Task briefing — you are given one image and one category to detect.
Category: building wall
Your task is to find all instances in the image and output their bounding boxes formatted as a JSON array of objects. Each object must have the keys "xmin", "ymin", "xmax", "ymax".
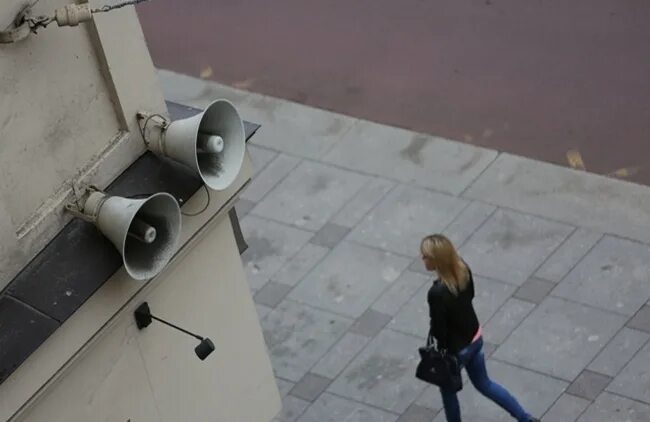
[
  {"xmin": 16, "ymin": 212, "xmax": 280, "ymax": 422},
  {"xmin": 0, "ymin": 0, "xmax": 166, "ymax": 290},
  {"xmin": 0, "ymin": 1, "xmax": 280, "ymax": 420}
]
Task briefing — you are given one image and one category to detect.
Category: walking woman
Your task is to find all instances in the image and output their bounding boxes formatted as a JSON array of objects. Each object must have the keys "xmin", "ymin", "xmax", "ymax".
[{"xmin": 420, "ymin": 234, "xmax": 539, "ymax": 422}]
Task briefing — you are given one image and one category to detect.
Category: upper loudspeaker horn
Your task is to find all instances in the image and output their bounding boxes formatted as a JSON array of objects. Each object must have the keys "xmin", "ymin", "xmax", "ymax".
[{"xmin": 141, "ymin": 99, "xmax": 246, "ymax": 192}]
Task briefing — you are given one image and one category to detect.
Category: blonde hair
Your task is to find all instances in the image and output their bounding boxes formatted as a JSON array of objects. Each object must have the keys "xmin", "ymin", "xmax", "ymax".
[{"xmin": 420, "ymin": 234, "xmax": 469, "ymax": 295}]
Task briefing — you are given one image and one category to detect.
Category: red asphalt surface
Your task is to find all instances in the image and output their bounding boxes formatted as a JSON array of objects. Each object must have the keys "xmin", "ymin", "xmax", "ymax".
[{"xmin": 136, "ymin": 1, "xmax": 650, "ymax": 185}]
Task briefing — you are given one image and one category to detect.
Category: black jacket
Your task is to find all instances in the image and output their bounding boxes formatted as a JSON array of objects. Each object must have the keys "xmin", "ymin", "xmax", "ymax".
[{"xmin": 427, "ymin": 266, "xmax": 480, "ymax": 354}]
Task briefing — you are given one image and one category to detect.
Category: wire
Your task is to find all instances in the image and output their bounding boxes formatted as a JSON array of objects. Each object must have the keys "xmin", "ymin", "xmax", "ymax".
[
  {"xmin": 127, "ymin": 185, "xmax": 212, "ymax": 217},
  {"xmin": 181, "ymin": 185, "xmax": 211, "ymax": 217},
  {"xmin": 92, "ymin": 0, "xmax": 154, "ymax": 14},
  {"xmin": 16, "ymin": 0, "xmax": 156, "ymax": 35},
  {"xmin": 138, "ymin": 113, "xmax": 168, "ymax": 148}
]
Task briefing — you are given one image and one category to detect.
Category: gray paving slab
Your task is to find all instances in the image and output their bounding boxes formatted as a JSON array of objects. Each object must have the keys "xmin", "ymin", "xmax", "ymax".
[
  {"xmin": 328, "ymin": 329, "xmax": 427, "ymax": 414},
  {"xmin": 391, "ymin": 276, "xmax": 515, "ymax": 339},
  {"xmin": 236, "ymin": 197, "xmax": 256, "ymax": 217},
  {"xmin": 512, "ymin": 278, "xmax": 555, "ymax": 304},
  {"xmin": 290, "ymin": 373, "xmax": 333, "ymax": 402},
  {"xmin": 323, "ymin": 119, "xmax": 498, "ymax": 195},
  {"xmin": 242, "ymin": 153, "xmax": 301, "ymax": 202},
  {"xmin": 251, "ymin": 160, "xmax": 369, "ymax": 231},
  {"xmin": 255, "ymin": 304, "xmax": 274, "ymax": 321},
  {"xmin": 482, "ymin": 298, "xmax": 536, "ymax": 345},
  {"xmin": 482, "ymin": 341, "xmax": 498, "ymax": 358},
  {"xmin": 262, "ymin": 300, "xmax": 353, "ymax": 382},
  {"xmin": 243, "ymin": 94, "xmax": 359, "ymax": 159},
  {"xmin": 588, "ymin": 327, "xmax": 650, "ymax": 377},
  {"xmin": 276, "ymin": 378, "xmax": 296, "ymax": 397},
  {"xmin": 566, "ymin": 369, "xmax": 613, "ymax": 401},
  {"xmin": 371, "ymin": 271, "xmax": 430, "ymax": 317},
  {"xmin": 254, "ymin": 282, "xmax": 294, "ymax": 308},
  {"xmin": 459, "ymin": 209, "xmax": 574, "ymax": 285},
  {"xmin": 408, "ymin": 257, "xmax": 430, "ymax": 275},
  {"xmin": 493, "ymin": 296, "xmax": 627, "ymax": 381},
  {"xmin": 397, "ymin": 404, "xmax": 438, "ymax": 422},
  {"xmin": 271, "ymin": 243, "xmax": 330, "ymax": 287},
  {"xmin": 627, "ymin": 305, "xmax": 650, "ymax": 333},
  {"xmin": 462, "ymin": 153, "xmax": 650, "ymax": 244},
  {"xmin": 241, "ymin": 215, "xmax": 313, "ymax": 291},
  {"xmin": 349, "ymin": 309, "xmax": 393, "ymax": 338},
  {"xmin": 248, "ymin": 144, "xmax": 278, "ymax": 174},
  {"xmin": 427, "ymin": 360, "xmax": 567, "ymax": 421},
  {"xmin": 273, "ymin": 395, "xmax": 311, "ymax": 422},
  {"xmin": 330, "ymin": 177, "xmax": 396, "ymax": 229},
  {"xmin": 534, "ymin": 228, "xmax": 602, "ymax": 283},
  {"xmin": 348, "ymin": 185, "xmax": 468, "ymax": 257},
  {"xmin": 289, "ymin": 241, "xmax": 411, "ymax": 318},
  {"xmin": 578, "ymin": 392, "xmax": 650, "ymax": 422},
  {"xmin": 311, "ymin": 333, "xmax": 371, "ymax": 379},
  {"xmin": 551, "ymin": 235, "xmax": 650, "ymax": 316},
  {"xmin": 297, "ymin": 393, "xmax": 398, "ymax": 422},
  {"xmin": 541, "ymin": 393, "xmax": 591, "ymax": 422},
  {"xmin": 309, "ymin": 223, "xmax": 351, "ymax": 249},
  {"xmin": 442, "ymin": 201, "xmax": 497, "ymax": 248},
  {"xmin": 388, "ymin": 282, "xmax": 431, "ymax": 339},
  {"xmin": 606, "ymin": 339, "xmax": 650, "ymax": 404},
  {"xmin": 471, "ymin": 278, "xmax": 518, "ymax": 327}
]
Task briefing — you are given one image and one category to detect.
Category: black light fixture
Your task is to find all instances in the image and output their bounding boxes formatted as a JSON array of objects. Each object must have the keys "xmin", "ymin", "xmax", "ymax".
[{"xmin": 134, "ymin": 302, "xmax": 215, "ymax": 361}]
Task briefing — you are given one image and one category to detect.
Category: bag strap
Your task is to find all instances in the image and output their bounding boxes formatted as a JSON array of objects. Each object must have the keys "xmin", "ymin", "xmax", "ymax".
[
  {"xmin": 427, "ymin": 334, "xmax": 452, "ymax": 356},
  {"xmin": 427, "ymin": 334, "xmax": 437, "ymax": 348}
]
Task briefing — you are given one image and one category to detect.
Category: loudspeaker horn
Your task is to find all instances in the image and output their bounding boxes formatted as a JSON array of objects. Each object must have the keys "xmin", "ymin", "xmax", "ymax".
[
  {"xmin": 77, "ymin": 191, "xmax": 182, "ymax": 280},
  {"xmin": 140, "ymin": 99, "xmax": 246, "ymax": 191}
]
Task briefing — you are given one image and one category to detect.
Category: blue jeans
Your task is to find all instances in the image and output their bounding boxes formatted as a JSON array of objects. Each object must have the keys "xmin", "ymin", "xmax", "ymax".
[{"xmin": 439, "ymin": 337, "xmax": 532, "ymax": 422}]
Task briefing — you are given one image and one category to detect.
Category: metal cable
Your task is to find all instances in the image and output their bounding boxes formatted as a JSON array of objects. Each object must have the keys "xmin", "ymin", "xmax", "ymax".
[
  {"xmin": 92, "ymin": 0, "xmax": 153, "ymax": 14},
  {"xmin": 13, "ymin": 0, "xmax": 155, "ymax": 36}
]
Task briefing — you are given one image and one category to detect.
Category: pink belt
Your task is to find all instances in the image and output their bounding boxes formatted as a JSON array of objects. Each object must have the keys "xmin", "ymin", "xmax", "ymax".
[{"xmin": 472, "ymin": 326, "xmax": 482, "ymax": 343}]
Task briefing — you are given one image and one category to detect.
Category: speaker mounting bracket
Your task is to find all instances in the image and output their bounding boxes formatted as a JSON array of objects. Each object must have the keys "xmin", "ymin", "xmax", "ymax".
[{"xmin": 63, "ymin": 184, "xmax": 106, "ymax": 222}]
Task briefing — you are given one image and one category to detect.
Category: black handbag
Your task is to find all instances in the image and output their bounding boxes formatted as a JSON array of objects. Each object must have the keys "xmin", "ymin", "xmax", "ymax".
[{"xmin": 415, "ymin": 335, "xmax": 463, "ymax": 392}]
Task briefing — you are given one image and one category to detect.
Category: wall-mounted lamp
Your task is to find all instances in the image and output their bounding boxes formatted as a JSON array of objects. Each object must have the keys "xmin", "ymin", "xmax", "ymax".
[{"xmin": 134, "ymin": 302, "xmax": 215, "ymax": 361}]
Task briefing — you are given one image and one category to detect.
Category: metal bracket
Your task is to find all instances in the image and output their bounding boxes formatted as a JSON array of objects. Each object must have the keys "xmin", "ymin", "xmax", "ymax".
[
  {"xmin": 63, "ymin": 183, "xmax": 105, "ymax": 222},
  {"xmin": 136, "ymin": 111, "xmax": 170, "ymax": 153},
  {"xmin": 0, "ymin": 3, "xmax": 35, "ymax": 44}
]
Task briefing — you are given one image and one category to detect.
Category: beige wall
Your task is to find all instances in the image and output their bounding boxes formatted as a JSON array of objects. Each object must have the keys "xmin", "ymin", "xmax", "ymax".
[
  {"xmin": 16, "ymin": 212, "xmax": 281, "ymax": 422},
  {"xmin": 1, "ymin": 2, "xmax": 280, "ymax": 421},
  {"xmin": 0, "ymin": 0, "xmax": 167, "ymax": 290}
]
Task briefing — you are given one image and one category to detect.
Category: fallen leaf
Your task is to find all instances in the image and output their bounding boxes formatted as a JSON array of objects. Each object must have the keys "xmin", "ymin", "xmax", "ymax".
[
  {"xmin": 607, "ymin": 166, "xmax": 640, "ymax": 178},
  {"xmin": 566, "ymin": 149, "xmax": 586, "ymax": 171},
  {"xmin": 200, "ymin": 66, "xmax": 213, "ymax": 79}
]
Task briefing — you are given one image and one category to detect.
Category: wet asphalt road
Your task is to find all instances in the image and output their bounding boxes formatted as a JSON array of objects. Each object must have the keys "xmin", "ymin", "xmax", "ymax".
[{"xmin": 136, "ymin": 0, "xmax": 650, "ymax": 185}]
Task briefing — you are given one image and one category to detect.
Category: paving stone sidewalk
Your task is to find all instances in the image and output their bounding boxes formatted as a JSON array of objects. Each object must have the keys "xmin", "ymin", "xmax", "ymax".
[{"xmin": 159, "ymin": 69, "xmax": 650, "ymax": 422}]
